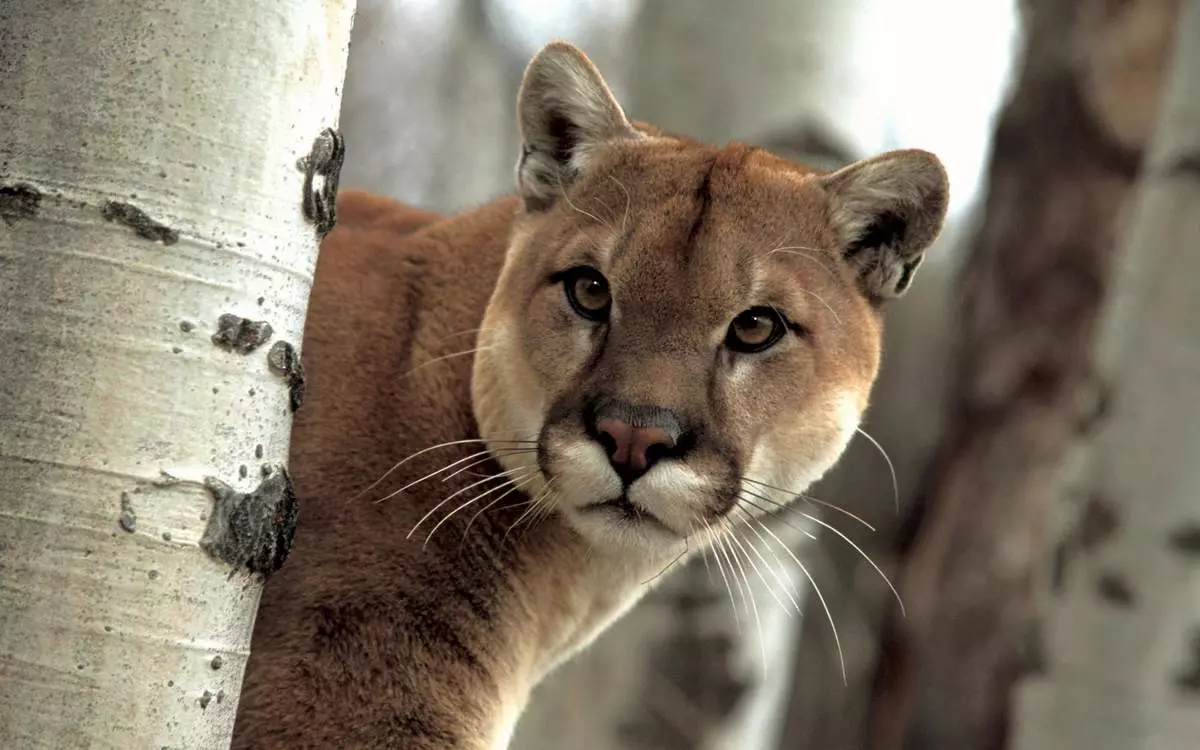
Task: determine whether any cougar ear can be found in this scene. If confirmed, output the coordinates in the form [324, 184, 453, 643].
[820, 149, 949, 302]
[515, 41, 639, 211]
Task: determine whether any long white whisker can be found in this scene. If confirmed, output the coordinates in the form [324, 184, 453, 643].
[349, 436, 535, 502]
[855, 426, 899, 513]
[796, 509, 905, 616]
[741, 478, 875, 532]
[720, 521, 767, 671]
[702, 517, 741, 633]
[730, 506, 800, 614]
[372, 446, 537, 506]
[458, 475, 541, 550]
[755, 515, 847, 685]
[407, 468, 526, 539]
[440, 449, 536, 483]
[401, 345, 494, 380]
[715, 526, 751, 634]
[424, 470, 536, 548]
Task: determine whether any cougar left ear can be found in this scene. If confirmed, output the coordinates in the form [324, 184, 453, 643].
[820, 149, 949, 303]
[515, 41, 640, 211]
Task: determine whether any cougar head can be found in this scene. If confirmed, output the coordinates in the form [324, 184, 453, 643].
[473, 42, 948, 558]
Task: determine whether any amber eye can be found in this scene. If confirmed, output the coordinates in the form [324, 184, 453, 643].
[725, 306, 787, 353]
[562, 266, 611, 321]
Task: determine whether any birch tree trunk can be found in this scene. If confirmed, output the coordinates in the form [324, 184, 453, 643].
[865, 0, 1179, 748]
[1013, 1, 1200, 746]
[0, 2, 355, 747]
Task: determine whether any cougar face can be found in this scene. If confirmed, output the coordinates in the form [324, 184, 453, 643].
[473, 43, 947, 559]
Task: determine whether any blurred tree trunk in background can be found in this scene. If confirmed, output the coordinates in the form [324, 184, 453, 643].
[864, 1, 1180, 748]
[1013, 1, 1200, 746]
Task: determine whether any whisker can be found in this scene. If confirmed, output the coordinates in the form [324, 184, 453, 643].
[729, 508, 799, 614]
[440, 449, 537, 483]
[423, 469, 537, 548]
[855, 426, 899, 513]
[400, 345, 494, 380]
[501, 478, 558, 546]
[372, 446, 536, 506]
[714, 526, 751, 634]
[641, 538, 690, 586]
[718, 520, 767, 671]
[407, 468, 526, 539]
[738, 493, 819, 541]
[766, 245, 839, 282]
[558, 174, 615, 233]
[349, 435, 536, 502]
[798, 288, 841, 324]
[702, 517, 741, 633]
[609, 174, 631, 235]
[458, 473, 540, 546]
[741, 478, 875, 532]
[795, 508, 905, 616]
[753, 514, 848, 685]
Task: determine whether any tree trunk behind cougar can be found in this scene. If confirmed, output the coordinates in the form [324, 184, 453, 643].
[865, 0, 1180, 748]
[0, 1, 355, 746]
[1013, 0, 1200, 746]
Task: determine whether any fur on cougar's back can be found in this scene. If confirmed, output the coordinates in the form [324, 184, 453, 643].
[233, 41, 948, 749]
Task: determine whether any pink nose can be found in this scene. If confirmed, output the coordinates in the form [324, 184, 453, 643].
[595, 417, 674, 480]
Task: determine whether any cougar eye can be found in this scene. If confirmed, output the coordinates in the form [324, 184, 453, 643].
[725, 306, 787, 353]
[561, 266, 611, 321]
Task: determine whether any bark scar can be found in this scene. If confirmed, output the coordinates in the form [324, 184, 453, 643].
[267, 340, 306, 412]
[200, 466, 298, 579]
[297, 128, 344, 237]
[211, 313, 274, 354]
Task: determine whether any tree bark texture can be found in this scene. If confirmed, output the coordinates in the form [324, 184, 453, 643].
[0, 1, 355, 747]
[1013, 0, 1200, 746]
[865, 0, 1179, 748]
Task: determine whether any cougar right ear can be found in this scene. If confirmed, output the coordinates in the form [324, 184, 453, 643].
[820, 149, 949, 303]
[515, 42, 639, 211]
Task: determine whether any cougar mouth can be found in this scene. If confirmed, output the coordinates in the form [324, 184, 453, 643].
[584, 493, 675, 534]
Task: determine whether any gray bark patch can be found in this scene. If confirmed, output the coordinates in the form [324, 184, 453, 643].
[211, 313, 274, 354]
[267, 340, 306, 412]
[298, 127, 345, 236]
[200, 466, 298, 579]
[0, 183, 42, 225]
[1166, 152, 1200, 179]
[1175, 629, 1200, 694]
[1094, 570, 1136, 607]
[100, 201, 180, 245]
[1168, 524, 1200, 557]
[118, 492, 137, 532]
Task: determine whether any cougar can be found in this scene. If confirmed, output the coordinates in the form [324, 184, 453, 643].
[232, 41, 948, 749]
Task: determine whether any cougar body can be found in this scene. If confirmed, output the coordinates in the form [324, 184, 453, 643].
[233, 42, 948, 749]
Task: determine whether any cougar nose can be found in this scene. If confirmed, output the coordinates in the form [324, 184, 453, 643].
[591, 401, 685, 485]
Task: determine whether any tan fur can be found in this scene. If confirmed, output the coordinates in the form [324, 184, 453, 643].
[233, 42, 948, 749]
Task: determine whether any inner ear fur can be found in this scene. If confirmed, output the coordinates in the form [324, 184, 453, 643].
[820, 149, 949, 303]
[515, 41, 640, 211]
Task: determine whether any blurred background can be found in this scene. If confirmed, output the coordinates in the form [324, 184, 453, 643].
[334, 1, 1198, 748]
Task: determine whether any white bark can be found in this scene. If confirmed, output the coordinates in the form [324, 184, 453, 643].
[1013, 2, 1200, 748]
[0, 2, 355, 748]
